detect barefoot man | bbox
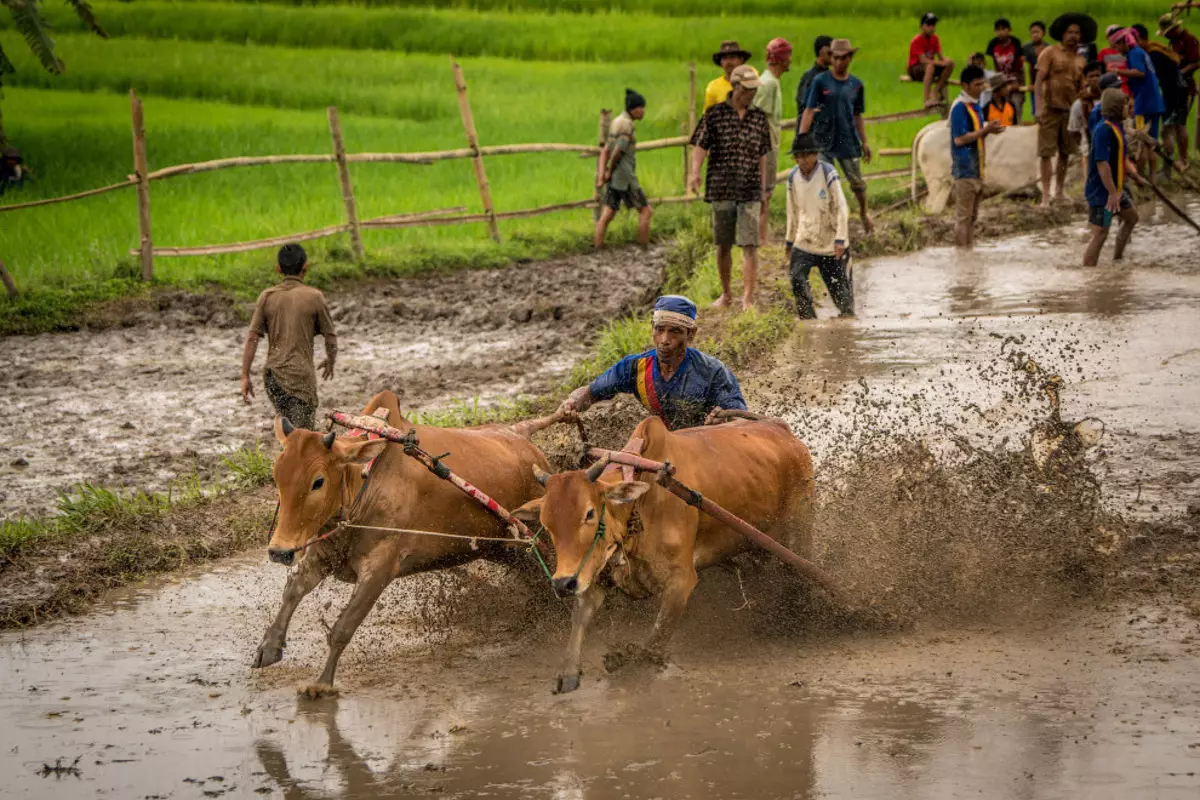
[1084,88,1139,266]
[595,88,652,248]
[1035,13,1093,207]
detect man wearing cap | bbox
[908,12,955,107]
[951,65,1005,250]
[753,37,791,245]
[1084,87,1139,266]
[705,40,751,112]
[1035,13,1091,207]
[689,65,773,309]
[799,38,874,235]
[1112,27,1165,181]
[785,134,852,319]
[556,295,747,431]
[796,36,833,131]
[595,88,652,249]
[1159,15,1200,156]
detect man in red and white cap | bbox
[752,37,792,244]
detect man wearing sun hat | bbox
[704,40,752,112]
[556,295,748,430]
[1034,12,1093,206]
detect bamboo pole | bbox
[0,260,17,298]
[327,107,364,262]
[450,56,500,243]
[130,89,154,281]
[594,108,612,222]
[0,178,137,213]
[685,60,696,191]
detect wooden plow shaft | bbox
[588,448,840,597]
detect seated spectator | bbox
[908,12,955,106]
[988,17,1027,121]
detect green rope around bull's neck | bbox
[529,505,607,585]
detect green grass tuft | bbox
[222,441,274,488]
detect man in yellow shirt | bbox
[705,40,752,111]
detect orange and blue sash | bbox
[634,355,663,419]
[964,101,985,179]
[1105,120,1125,194]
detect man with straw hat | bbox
[1084,87,1139,266]
[1035,12,1093,207]
[704,40,752,112]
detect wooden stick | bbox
[594,108,611,222]
[139,222,351,257]
[686,60,696,191]
[450,56,500,243]
[363,206,467,224]
[0,260,17,298]
[327,107,364,262]
[1133,173,1200,234]
[0,178,136,213]
[130,89,154,282]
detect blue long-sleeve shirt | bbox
[589,347,747,430]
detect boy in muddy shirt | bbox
[240,244,337,430]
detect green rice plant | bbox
[0,517,55,558]
[221,441,274,488]
[55,483,167,530]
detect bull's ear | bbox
[333,437,388,465]
[513,497,544,526]
[274,416,294,446]
[603,481,651,505]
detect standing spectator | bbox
[753,37,791,245]
[689,64,773,310]
[800,38,874,234]
[1035,13,1091,207]
[1024,20,1049,114]
[796,35,833,129]
[908,12,955,107]
[1069,62,1105,184]
[784,133,852,319]
[986,75,1018,127]
[241,244,337,430]
[1097,25,1130,95]
[950,65,1005,250]
[705,40,751,112]
[1159,14,1200,155]
[987,18,1027,121]
[1135,23,1187,172]
[1084,88,1139,266]
[595,89,652,249]
[1112,27,1165,181]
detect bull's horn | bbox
[321,431,336,450]
[532,465,551,486]
[585,454,610,483]
[280,417,295,437]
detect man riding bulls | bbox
[557,295,747,430]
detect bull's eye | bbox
[585,508,596,522]
[311,477,325,491]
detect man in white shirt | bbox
[753,37,791,244]
[784,133,852,319]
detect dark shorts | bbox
[1087,190,1134,229]
[265,369,317,430]
[1163,102,1188,128]
[604,182,649,210]
[908,63,949,82]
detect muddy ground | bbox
[0,246,665,518]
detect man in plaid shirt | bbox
[689,64,773,310]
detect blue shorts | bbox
[1134,113,1161,141]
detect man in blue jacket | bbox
[557,296,747,430]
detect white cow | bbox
[911,120,1049,213]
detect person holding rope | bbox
[557,295,747,431]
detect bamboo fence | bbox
[2,61,938,288]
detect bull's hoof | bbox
[253,641,284,669]
[297,683,339,700]
[553,673,581,694]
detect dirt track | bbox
[0,246,664,517]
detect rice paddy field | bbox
[0,0,1172,330]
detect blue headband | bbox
[653,295,697,329]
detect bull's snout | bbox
[552,576,579,597]
[268,547,295,566]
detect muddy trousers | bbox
[789,248,854,319]
[264,370,317,430]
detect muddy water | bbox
[0,247,664,517]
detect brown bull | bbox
[514,415,815,693]
[255,390,551,691]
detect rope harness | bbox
[528,504,607,585]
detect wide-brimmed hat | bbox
[1050,12,1097,44]
[829,38,858,57]
[988,73,1014,90]
[791,133,822,155]
[712,40,752,66]
[1158,14,1182,36]
[729,64,762,89]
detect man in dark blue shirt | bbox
[557,295,747,430]
[1084,87,1139,266]
[949,65,1005,249]
[798,38,874,234]
[795,35,833,129]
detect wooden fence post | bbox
[130,89,154,281]
[449,56,501,243]
[327,106,364,262]
[594,108,612,222]
[685,60,696,191]
[0,260,17,298]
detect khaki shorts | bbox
[827,155,866,193]
[1038,107,1078,159]
[954,178,983,225]
[711,200,761,248]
